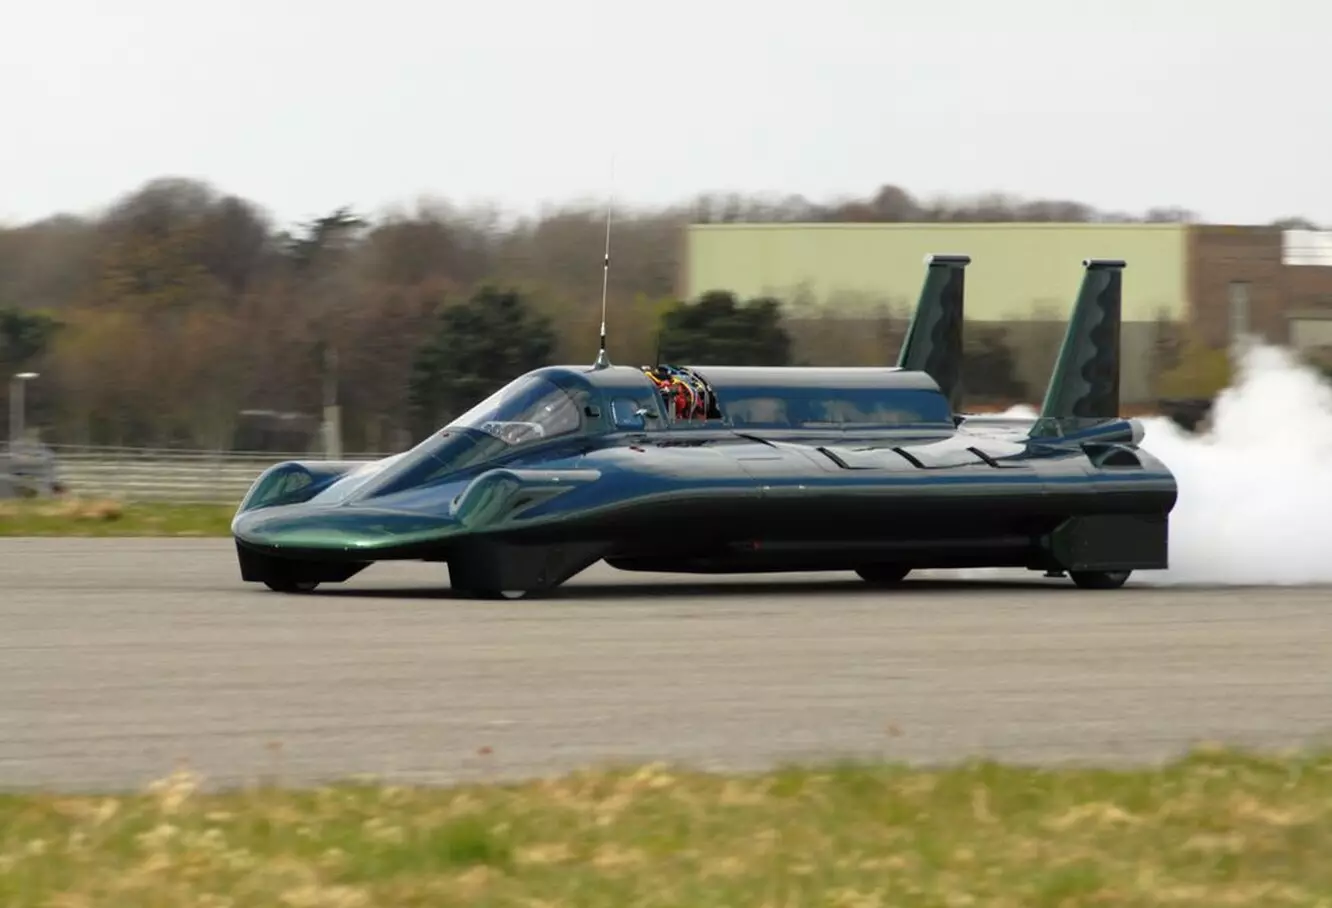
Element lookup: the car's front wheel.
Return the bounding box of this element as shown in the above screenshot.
[264,579,320,593]
[1068,570,1131,590]
[855,564,912,585]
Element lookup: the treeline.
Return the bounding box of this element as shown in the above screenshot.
[0,177,1312,452]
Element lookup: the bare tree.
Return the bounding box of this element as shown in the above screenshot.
[0,175,1304,449]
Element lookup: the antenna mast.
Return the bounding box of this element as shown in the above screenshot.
[593,160,614,369]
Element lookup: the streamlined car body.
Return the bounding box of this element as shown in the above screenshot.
[231,255,1178,597]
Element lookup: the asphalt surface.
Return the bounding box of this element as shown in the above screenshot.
[3,538,1332,793]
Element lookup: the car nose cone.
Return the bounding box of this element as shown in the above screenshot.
[232,503,462,552]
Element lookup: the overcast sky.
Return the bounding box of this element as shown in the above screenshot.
[2,0,1327,228]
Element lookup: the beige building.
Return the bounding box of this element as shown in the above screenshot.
[683,222,1188,322]
[681,222,1188,403]
[680,222,1332,405]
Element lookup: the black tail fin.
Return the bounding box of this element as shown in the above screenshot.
[1030,258,1125,437]
[897,253,970,411]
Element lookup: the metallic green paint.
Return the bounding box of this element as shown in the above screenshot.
[232,505,466,552]
[232,256,1177,598]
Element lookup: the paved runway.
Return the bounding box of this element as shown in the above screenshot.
[3,538,1332,792]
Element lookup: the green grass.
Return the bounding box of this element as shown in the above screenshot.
[3,747,1331,906]
[0,498,235,536]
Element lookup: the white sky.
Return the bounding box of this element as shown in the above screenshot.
[1,0,1328,227]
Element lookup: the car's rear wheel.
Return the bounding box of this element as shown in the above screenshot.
[855,564,912,585]
[1068,570,1131,590]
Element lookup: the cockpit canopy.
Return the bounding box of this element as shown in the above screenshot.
[308,373,593,503]
[437,364,956,442]
[450,374,587,446]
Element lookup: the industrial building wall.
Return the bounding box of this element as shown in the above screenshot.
[682,222,1190,404]
[683,223,1189,321]
[1186,226,1332,352]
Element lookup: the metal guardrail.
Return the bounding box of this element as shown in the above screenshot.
[28,445,393,504]
[1,442,60,499]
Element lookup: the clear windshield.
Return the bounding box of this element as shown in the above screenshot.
[447,374,584,445]
[309,374,587,503]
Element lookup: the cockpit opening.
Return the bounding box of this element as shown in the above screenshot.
[631,364,955,432]
[639,364,723,423]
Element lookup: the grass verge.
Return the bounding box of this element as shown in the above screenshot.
[0,497,234,536]
[2,747,1330,906]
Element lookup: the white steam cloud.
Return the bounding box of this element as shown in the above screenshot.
[961,344,1332,587]
[1137,343,1332,587]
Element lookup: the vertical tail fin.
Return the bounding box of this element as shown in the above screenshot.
[1030,258,1125,437]
[897,253,970,411]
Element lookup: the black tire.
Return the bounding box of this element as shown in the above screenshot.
[452,588,532,600]
[855,564,912,585]
[264,579,320,593]
[1068,570,1131,590]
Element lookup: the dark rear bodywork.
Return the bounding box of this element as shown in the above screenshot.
[232,256,1177,597]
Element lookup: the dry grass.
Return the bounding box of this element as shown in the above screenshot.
[0,498,233,536]
[3,747,1331,906]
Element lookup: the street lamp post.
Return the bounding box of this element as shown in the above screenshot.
[8,372,38,450]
